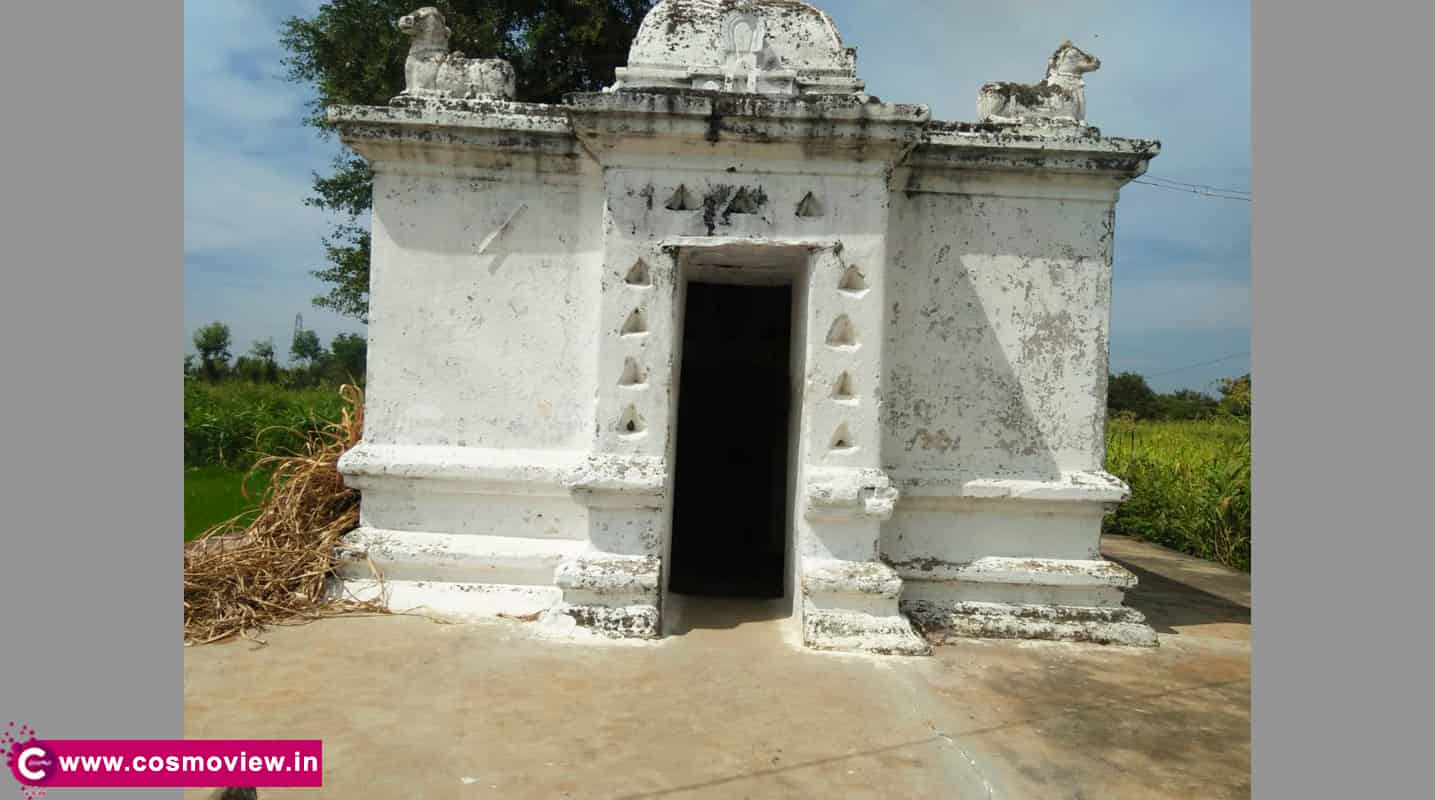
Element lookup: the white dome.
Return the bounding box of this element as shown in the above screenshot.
[612,0,864,96]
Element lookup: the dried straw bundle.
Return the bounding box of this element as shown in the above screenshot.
[184,384,386,645]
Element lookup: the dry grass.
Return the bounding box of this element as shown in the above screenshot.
[183,384,386,645]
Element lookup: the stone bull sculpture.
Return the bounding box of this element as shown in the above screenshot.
[397,7,515,101]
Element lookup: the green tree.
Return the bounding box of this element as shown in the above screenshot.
[291,328,325,368]
[1155,389,1220,421]
[235,356,264,384]
[249,339,277,364]
[248,339,281,383]
[233,340,281,384]
[1218,373,1252,417]
[1108,372,1158,419]
[328,332,368,383]
[280,0,653,322]
[192,322,233,382]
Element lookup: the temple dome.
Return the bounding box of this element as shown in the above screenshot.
[612,0,864,96]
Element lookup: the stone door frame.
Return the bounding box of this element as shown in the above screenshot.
[662,239,822,615]
[656,237,889,627]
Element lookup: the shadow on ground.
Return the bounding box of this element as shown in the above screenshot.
[1102,534,1251,636]
[662,594,791,636]
[185,536,1250,799]
[1116,559,1251,633]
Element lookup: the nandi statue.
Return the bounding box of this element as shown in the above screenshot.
[977,41,1101,127]
[395,7,516,102]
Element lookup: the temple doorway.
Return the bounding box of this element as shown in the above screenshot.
[669,281,794,599]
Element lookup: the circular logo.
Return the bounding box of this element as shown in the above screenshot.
[10,741,57,786]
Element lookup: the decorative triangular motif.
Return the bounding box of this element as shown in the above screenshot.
[832,372,856,401]
[619,358,648,387]
[826,315,857,348]
[621,308,648,336]
[837,266,867,293]
[796,191,825,218]
[830,423,855,451]
[619,405,647,436]
[625,259,652,287]
[725,187,762,215]
[664,185,698,211]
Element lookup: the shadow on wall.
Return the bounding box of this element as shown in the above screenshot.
[361,173,603,452]
[374,175,594,271]
[883,194,1081,482]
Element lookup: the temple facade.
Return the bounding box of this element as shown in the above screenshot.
[330,0,1161,654]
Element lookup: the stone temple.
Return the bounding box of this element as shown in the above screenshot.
[329,0,1162,655]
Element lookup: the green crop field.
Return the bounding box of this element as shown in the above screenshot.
[184,381,348,470]
[184,465,270,541]
[183,381,347,540]
[1104,418,1252,571]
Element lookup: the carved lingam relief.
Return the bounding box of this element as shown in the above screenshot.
[720,2,783,93]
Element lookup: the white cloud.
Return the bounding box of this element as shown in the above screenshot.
[183,2,356,358]
[183,2,341,297]
[183,139,330,258]
[184,1,332,141]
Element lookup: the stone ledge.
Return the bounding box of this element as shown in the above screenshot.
[338,444,587,496]
[338,445,668,506]
[802,607,931,656]
[565,89,928,126]
[336,577,563,622]
[800,558,903,599]
[336,527,585,585]
[804,466,899,521]
[904,599,1158,647]
[327,102,585,176]
[892,470,1131,508]
[328,96,1157,181]
[563,89,929,170]
[554,555,662,596]
[563,453,669,508]
[888,556,1138,589]
[328,101,573,136]
[556,603,660,640]
[922,120,1159,154]
[911,122,1159,178]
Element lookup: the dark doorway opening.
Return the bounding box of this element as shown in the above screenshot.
[669,281,793,599]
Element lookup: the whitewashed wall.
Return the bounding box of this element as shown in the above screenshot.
[365,169,604,453]
[882,191,1116,483]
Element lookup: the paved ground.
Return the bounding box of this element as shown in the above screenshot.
[184,536,1250,799]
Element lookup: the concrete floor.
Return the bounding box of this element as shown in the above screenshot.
[184,535,1250,799]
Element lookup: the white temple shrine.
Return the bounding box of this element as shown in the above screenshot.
[329,0,1162,655]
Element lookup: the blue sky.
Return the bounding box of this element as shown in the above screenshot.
[185,0,1250,393]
